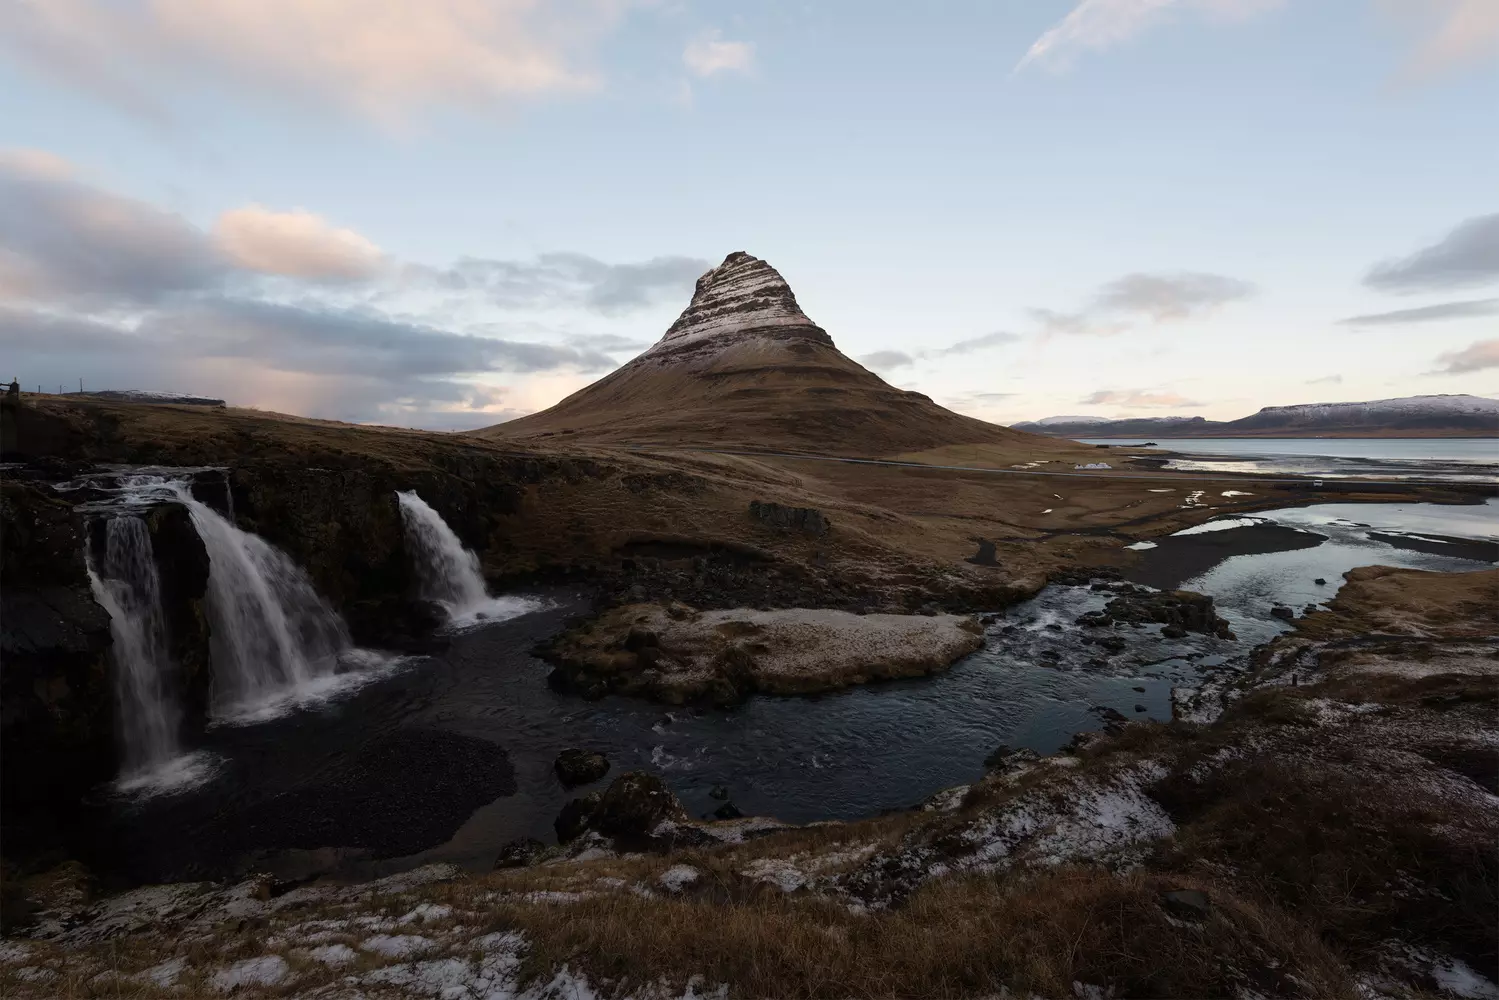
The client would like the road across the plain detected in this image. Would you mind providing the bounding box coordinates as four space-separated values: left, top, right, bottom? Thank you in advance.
623 445 1497 491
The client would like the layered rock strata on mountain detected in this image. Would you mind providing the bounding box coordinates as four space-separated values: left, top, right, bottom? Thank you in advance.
634 251 834 367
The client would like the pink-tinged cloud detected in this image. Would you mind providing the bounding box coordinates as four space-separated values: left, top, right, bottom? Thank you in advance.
1433 338 1499 375
214 206 384 281
1080 388 1202 407
0 0 634 125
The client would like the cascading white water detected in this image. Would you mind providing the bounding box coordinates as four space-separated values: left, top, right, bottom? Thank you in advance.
87 515 214 795
166 482 359 719
88 517 180 774
396 490 539 628
396 491 489 613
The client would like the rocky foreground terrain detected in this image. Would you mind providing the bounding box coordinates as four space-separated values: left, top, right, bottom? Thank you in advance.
2 565 1493 999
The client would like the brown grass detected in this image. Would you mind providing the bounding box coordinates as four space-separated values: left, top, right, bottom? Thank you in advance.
1154 751 1499 977
476 867 1353 1000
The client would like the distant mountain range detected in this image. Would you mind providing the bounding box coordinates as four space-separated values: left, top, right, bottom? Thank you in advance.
1013 395 1499 439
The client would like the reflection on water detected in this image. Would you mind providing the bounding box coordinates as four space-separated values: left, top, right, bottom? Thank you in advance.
1171 498 1497 623
1079 437 1498 482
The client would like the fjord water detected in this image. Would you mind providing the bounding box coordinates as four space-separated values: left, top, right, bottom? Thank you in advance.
396 489 539 628
1080 437 1499 482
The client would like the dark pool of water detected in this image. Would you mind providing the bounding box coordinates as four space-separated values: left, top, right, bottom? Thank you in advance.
82 499 1497 887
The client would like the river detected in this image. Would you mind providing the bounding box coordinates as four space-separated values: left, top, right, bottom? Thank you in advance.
76 496 1498 890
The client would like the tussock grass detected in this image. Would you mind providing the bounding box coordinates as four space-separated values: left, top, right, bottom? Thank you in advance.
1155 753 1499 977
479 867 1352 1000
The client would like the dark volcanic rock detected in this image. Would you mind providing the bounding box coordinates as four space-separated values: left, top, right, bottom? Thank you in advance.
1270 605 1296 621
749 500 829 536
555 793 603 844
1103 588 1234 638
592 771 689 841
554 771 692 849
554 748 610 787
965 539 999 566
0 481 115 828
494 837 547 869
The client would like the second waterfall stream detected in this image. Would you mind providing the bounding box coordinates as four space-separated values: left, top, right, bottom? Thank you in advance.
395 491 538 628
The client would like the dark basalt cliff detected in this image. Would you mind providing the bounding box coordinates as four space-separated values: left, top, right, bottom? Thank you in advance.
1 480 115 829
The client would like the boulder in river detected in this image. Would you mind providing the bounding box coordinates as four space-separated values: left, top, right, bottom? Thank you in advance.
1102 588 1234 638
494 837 547 869
554 771 693 848
554 792 603 844
1270 605 1296 621
554 748 610 788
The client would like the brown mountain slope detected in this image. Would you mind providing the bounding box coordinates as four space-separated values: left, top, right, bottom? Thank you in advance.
474 252 1056 457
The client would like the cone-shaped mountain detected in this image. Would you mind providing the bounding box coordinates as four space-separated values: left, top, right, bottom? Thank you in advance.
479 252 1044 455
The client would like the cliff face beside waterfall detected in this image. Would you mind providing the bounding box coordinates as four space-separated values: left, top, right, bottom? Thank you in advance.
1 478 216 830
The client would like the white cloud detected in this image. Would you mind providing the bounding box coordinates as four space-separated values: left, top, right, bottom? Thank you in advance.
683 30 755 77
0 0 634 125
1030 271 1255 335
214 206 385 281
1014 0 1283 75
1016 0 1499 77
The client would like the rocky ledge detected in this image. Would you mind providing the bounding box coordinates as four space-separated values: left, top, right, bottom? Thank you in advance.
542 602 985 704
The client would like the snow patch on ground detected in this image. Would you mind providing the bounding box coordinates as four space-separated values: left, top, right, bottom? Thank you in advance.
360 933 436 958
659 865 701 893
1381 942 1499 999
959 762 1174 873
1125 541 1157 551
211 955 289 992
308 943 358 966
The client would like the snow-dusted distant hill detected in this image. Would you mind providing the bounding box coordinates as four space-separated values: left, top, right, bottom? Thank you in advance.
65 389 226 407
1014 395 1498 438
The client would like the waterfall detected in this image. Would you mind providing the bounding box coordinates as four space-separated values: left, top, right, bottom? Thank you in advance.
86 516 212 795
396 490 538 628
167 482 366 721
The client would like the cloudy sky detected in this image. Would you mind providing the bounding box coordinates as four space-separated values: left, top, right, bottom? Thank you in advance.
2 0 1496 430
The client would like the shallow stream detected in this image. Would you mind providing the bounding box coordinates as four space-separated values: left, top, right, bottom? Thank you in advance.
81 498 1497 888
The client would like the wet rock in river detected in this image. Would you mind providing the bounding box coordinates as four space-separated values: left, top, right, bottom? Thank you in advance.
1270 605 1296 621
554 793 603 844
712 801 744 820
984 745 1040 773
1102 588 1233 638
1314 578 1327 585
494 837 547 869
554 748 610 788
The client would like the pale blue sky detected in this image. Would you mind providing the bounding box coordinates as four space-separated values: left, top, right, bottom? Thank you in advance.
2 0 1495 429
